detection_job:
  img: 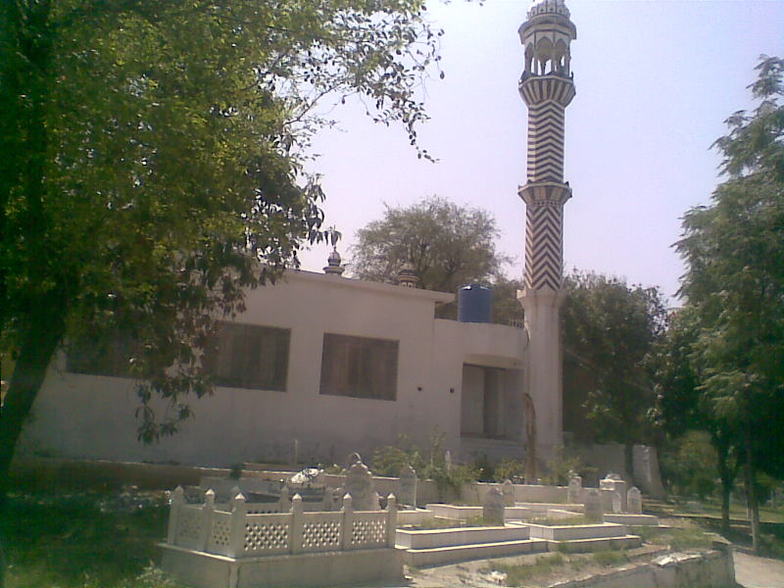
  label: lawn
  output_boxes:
[1,489,183,588]
[664,499,784,524]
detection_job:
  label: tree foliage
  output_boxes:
[561,271,667,475]
[673,55,784,549]
[0,0,443,500]
[350,196,510,316]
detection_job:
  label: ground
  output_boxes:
[3,486,784,587]
[734,551,784,588]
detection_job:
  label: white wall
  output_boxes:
[18,270,530,467]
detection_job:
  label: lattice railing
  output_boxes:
[166,487,397,558]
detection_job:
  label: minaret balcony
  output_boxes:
[518,181,572,206]
[519,74,576,107]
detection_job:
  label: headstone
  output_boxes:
[483,487,505,526]
[600,474,628,512]
[627,486,642,514]
[502,480,515,507]
[584,488,603,523]
[567,475,582,504]
[398,464,418,507]
[611,491,622,514]
[344,454,375,510]
[278,486,291,512]
[600,489,614,514]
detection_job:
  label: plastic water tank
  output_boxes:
[457,284,493,323]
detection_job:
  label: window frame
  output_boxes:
[209,321,291,392]
[319,333,399,401]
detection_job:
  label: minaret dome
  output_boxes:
[519,0,577,78]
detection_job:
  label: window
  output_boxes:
[209,322,290,391]
[67,331,136,378]
[319,334,398,401]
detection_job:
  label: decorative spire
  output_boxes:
[527,0,571,20]
[323,248,344,276]
[396,262,418,288]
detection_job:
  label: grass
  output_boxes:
[493,552,566,586]
[2,488,184,588]
[667,499,784,524]
[592,550,629,566]
[635,524,714,551]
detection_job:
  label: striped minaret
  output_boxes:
[517,0,576,461]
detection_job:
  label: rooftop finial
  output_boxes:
[324,248,344,276]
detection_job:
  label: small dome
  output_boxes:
[397,262,418,288]
[527,0,570,19]
[324,248,344,276]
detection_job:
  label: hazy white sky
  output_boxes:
[299,0,784,302]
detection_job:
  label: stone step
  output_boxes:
[403,538,549,567]
[396,525,531,549]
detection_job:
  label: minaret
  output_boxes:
[518,0,576,459]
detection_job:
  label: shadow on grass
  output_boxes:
[1,489,181,587]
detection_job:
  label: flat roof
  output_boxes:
[281,269,455,304]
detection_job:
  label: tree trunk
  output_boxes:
[715,435,734,535]
[743,423,761,553]
[0,308,64,588]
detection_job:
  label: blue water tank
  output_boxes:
[457,284,493,323]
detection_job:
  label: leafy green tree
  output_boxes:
[650,307,741,533]
[350,196,511,317]
[0,0,442,518]
[490,275,525,326]
[561,271,668,480]
[676,56,784,552]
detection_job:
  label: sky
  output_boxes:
[298,0,784,303]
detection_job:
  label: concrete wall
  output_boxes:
[17,270,528,467]
[570,443,666,498]
[550,548,736,588]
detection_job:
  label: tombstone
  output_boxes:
[483,487,505,526]
[584,488,603,523]
[611,491,622,514]
[502,480,515,507]
[398,464,418,507]
[600,474,628,512]
[321,489,333,511]
[567,475,582,504]
[600,489,614,514]
[627,486,642,514]
[344,454,375,510]
[278,486,291,513]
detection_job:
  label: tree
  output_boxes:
[675,56,784,552]
[0,0,442,517]
[350,196,511,317]
[651,307,741,533]
[561,271,668,480]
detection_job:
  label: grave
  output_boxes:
[584,488,603,523]
[160,487,403,588]
[483,487,505,525]
[344,453,376,510]
[398,464,418,507]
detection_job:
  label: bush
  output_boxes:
[371,430,478,500]
[494,459,526,483]
[541,446,583,486]
[660,431,718,500]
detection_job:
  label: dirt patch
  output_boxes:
[406,544,669,588]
